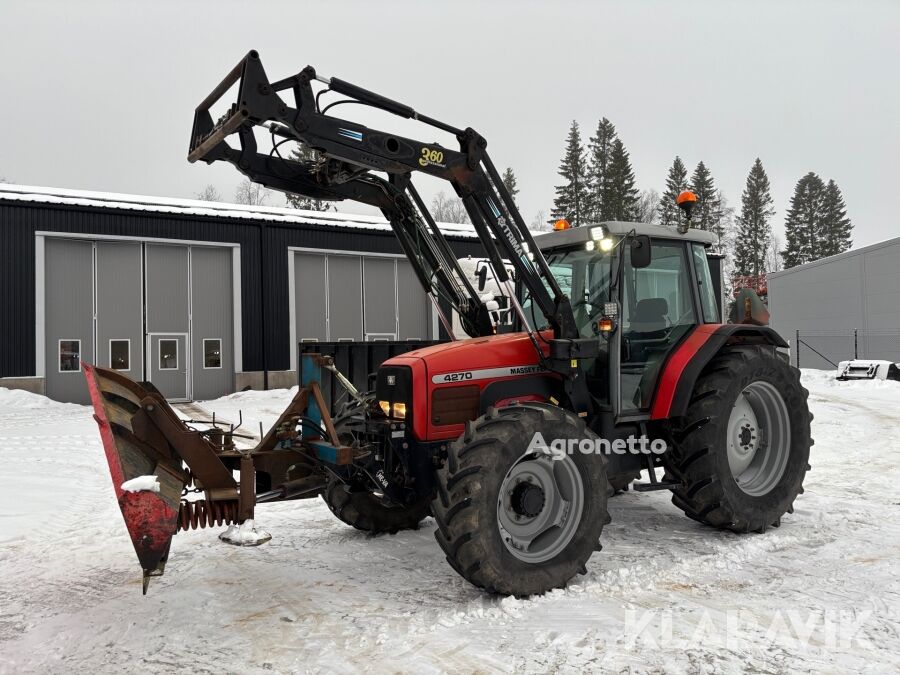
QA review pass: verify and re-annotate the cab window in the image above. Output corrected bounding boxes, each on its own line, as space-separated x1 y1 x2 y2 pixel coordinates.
620 241 697 413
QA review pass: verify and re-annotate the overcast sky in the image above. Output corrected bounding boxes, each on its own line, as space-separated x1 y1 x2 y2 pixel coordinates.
1 0 897 248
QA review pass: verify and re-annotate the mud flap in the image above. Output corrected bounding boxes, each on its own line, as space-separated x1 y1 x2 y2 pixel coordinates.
84 364 186 590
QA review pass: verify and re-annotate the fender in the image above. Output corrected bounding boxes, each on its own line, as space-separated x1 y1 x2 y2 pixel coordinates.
649 324 789 420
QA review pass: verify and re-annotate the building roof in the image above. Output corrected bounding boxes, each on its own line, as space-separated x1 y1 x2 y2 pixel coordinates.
767 235 900 280
0 183 479 240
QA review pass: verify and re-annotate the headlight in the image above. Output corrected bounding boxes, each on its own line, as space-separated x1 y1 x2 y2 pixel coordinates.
378 400 406 419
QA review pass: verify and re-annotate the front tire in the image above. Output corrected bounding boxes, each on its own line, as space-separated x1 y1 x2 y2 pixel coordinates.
323 478 430 534
432 403 609 596
668 347 812 533
321 400 430 534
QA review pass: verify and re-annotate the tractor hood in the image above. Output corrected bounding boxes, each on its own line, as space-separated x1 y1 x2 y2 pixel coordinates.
381 332 554 441
396 331 550 375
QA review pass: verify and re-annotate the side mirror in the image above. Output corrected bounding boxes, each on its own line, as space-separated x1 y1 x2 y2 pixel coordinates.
630 235 652 269
476 265 488 292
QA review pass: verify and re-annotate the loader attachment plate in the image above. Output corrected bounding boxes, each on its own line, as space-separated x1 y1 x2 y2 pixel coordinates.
84 364 186 589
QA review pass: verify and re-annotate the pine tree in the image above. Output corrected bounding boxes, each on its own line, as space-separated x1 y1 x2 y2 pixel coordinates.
734 158 775 276
604 139 640 221
500 167 519 207
551 121 589 226
690 161 725 239
586 118 617 220
781 172 825 268
658 156 688 228
285 145 334 212
820 179 852 257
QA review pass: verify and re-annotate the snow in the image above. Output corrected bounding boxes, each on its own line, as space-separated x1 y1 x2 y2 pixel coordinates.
219 520 272 547
1 372 899 673
0 183 479 239
120 476 160 494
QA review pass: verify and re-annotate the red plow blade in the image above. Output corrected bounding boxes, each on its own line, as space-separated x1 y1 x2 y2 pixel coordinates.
83 364 186 592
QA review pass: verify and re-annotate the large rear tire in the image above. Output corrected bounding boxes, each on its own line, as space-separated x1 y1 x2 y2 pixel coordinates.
667 347 812 533
432 403 609 596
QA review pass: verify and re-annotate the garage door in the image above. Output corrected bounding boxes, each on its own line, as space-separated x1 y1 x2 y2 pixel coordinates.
293 251 432 349
43 236 237 403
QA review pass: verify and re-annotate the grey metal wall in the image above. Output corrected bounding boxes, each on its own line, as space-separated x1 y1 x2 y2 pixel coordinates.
363 257 396 338
96 241 143 391
44 238 94 403
328 255 363 341
397 260 429 339
294 252 328 342
191 246 233 400
768 237 900 368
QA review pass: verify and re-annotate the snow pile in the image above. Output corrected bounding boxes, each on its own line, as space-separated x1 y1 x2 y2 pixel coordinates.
120 475 160 493
0 386 59 409
218 519 272 547
0 371 898 673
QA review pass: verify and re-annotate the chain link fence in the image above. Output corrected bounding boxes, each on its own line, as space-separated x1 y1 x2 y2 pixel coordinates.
794 329 900 369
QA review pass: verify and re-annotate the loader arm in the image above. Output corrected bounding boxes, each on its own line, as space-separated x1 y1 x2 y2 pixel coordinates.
187 51 582 342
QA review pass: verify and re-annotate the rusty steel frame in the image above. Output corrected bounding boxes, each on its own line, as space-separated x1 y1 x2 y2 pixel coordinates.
84 352 353 593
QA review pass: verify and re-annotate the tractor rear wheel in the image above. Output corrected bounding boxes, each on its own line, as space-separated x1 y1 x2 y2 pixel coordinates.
432 403 609 596
667 347 811 533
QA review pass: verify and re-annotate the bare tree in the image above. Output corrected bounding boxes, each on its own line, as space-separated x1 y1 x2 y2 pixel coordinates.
0 175 9 184
195 184 222 202
765 233 784 273
234 179 270 206
431 191 470 224
635 189 660 224
530 210 550 232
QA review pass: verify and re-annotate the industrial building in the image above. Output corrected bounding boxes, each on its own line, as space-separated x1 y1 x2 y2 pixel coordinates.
768 235 900 368
0 184 481 403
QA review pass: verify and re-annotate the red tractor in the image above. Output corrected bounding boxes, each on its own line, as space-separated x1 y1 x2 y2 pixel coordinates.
86 52 811 596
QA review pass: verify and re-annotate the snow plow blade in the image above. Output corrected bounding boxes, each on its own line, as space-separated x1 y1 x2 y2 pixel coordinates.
83 364 187 593
83 354 352 594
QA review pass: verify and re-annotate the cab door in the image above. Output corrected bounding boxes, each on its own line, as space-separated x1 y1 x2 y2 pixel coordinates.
617 240 698 415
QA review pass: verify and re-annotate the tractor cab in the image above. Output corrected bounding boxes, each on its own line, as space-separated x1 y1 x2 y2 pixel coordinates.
531 222 720 417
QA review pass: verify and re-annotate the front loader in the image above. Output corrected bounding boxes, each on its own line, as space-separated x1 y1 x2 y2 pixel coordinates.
86 51 812 596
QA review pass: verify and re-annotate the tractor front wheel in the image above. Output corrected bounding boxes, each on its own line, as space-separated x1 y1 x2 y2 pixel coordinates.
432 403 609 596
668 347 812 533
321 402 430 534
323 478 430 534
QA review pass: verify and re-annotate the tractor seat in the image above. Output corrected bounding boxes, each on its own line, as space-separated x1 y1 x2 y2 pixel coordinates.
629 298 669 334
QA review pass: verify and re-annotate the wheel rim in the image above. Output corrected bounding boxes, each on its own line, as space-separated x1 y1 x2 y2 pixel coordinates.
726 380 791 496
496 450 585 563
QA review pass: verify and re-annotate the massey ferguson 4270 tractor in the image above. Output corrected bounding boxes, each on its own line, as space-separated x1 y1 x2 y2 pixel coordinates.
85 52 812 596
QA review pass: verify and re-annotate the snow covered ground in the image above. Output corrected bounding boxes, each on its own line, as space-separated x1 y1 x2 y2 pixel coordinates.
1 371 898 674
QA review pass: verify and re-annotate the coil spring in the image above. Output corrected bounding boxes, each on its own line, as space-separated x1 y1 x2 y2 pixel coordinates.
178 499 239 531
